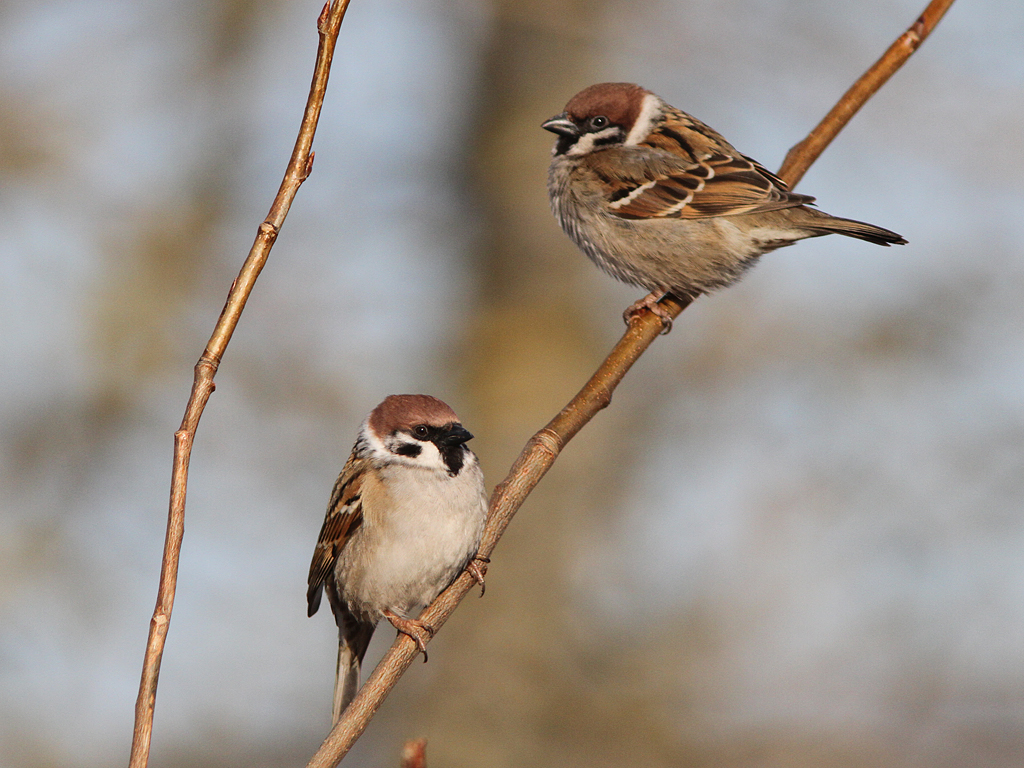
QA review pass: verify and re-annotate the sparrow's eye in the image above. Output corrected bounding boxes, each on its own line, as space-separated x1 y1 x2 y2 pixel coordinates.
413 425 429 439
589 115 609 130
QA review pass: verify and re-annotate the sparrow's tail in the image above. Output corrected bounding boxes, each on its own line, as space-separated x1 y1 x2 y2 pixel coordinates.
812 212 908 246
332 615 375 725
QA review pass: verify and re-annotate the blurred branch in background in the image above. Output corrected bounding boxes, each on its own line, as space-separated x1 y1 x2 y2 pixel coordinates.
305 1 956 766
399 738 427 768
127 3 352 767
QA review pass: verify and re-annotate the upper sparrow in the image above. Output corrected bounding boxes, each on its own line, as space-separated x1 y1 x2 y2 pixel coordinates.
543 82 906 323
307 394 488 723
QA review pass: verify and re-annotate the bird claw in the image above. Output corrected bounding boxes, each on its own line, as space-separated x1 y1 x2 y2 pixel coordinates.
383 610 435 662
624 290 673 334
466 555 489 597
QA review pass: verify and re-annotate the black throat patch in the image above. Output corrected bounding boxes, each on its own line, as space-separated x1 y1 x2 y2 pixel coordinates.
437 442 465 476
419 424 468 477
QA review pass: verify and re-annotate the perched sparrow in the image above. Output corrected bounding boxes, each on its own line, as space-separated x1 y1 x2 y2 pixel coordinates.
307 395 488 723
543 82 906 323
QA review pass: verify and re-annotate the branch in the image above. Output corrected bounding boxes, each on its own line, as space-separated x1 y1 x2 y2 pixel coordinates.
304 295 689 768
304 2 956 765
127 3 352 767
778 0 956 187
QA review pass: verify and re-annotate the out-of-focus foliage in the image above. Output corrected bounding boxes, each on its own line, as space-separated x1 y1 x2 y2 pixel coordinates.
1 1 1022 766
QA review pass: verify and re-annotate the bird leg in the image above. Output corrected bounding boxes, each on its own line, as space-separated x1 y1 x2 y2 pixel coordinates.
624 289 674 334
466 555 489 597
383 610 435 662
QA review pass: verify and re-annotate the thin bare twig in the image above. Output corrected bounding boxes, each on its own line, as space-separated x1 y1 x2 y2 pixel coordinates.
778 0 957 186
304 2 955 765
127 3 352 767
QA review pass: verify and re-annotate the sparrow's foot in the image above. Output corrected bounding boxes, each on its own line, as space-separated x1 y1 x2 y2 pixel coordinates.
383 610 435 662
466 555 489 597
624 290 673 334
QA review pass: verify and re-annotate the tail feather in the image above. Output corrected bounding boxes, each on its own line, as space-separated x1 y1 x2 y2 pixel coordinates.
822 215 907 247
331 609 376 724
332 639 362 725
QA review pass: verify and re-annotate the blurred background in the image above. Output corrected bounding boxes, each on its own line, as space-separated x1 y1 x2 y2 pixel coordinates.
2 0 1023 766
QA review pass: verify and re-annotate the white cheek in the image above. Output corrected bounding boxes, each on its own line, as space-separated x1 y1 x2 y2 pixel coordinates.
565 126 621 156
413 441 447 472
383 434 448 472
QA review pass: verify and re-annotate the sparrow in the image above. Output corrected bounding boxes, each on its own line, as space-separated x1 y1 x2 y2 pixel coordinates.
307 394 488 723
543 82 906 325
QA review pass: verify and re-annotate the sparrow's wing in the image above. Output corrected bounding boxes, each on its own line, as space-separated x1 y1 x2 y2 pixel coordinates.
591 136 814 221
306 454 370 617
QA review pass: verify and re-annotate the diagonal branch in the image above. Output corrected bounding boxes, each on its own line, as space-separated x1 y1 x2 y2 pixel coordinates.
304 2 956 766
127 3 352 767
305 295 691 768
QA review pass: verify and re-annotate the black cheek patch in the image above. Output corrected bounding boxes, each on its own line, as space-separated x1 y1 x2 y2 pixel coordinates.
592 133 624 148
394 443 422 458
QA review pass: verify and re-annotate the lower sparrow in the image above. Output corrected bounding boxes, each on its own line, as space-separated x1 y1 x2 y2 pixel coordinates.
307 395 488 723
543 83 906 323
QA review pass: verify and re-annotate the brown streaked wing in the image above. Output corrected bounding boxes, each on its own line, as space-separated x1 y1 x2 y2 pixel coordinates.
589 148 704 220
608 151 815 221
609 174 699 219
306 455 369 617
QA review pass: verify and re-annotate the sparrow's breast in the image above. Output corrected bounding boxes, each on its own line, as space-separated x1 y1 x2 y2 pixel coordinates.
335 460 487 620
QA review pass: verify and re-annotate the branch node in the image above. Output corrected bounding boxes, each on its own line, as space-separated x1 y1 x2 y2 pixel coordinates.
259 221 279 240
195 356 219 387
303 151 316 180
533 428 562 458
907 18 925 46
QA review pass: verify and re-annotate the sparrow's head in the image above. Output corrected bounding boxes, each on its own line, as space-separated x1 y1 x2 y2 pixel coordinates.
364 394 475 476
542 82 662 157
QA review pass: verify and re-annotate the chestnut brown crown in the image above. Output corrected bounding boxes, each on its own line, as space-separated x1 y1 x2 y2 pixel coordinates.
368 395 462 437
562 82 651 129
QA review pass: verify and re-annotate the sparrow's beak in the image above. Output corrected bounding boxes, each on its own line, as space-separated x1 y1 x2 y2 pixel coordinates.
541 113 579 137
440 424 474 446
